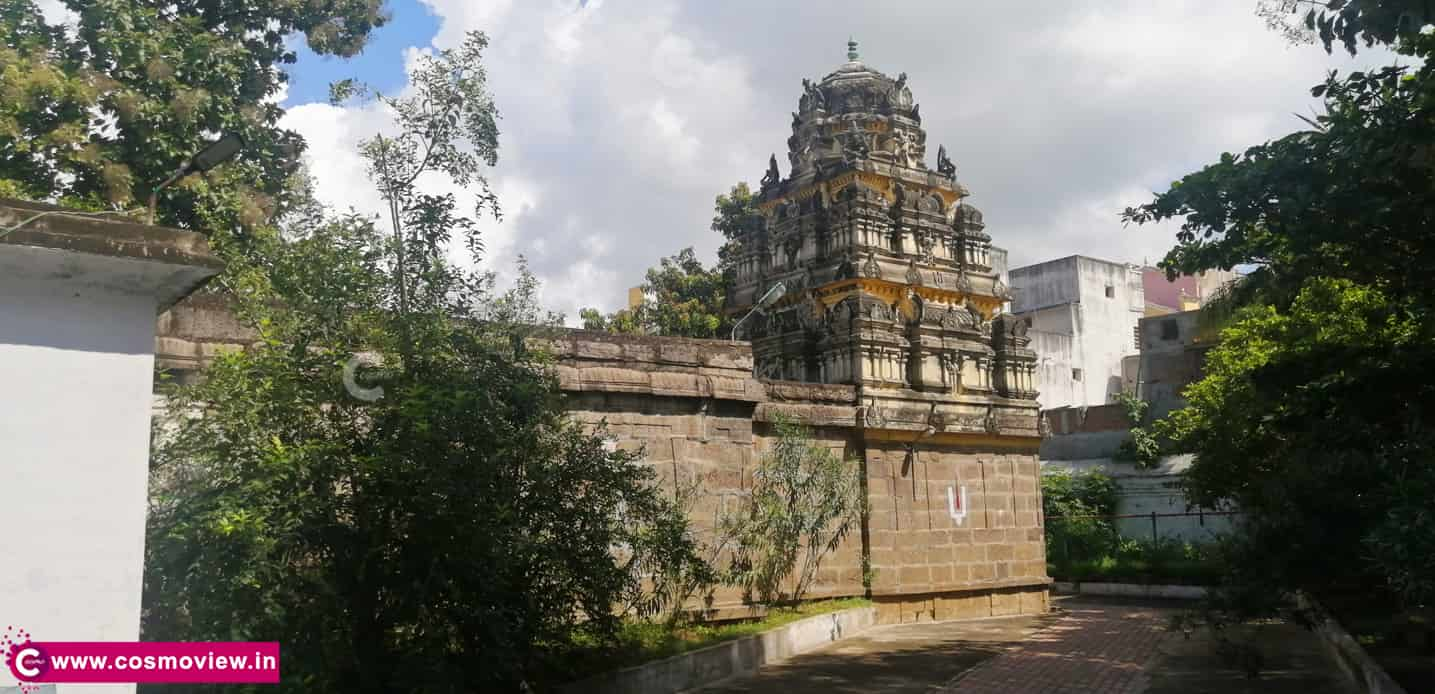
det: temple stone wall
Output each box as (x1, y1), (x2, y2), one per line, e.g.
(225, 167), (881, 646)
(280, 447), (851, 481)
(551, 329), (1049, 621)
(149, 309), (1049, 622)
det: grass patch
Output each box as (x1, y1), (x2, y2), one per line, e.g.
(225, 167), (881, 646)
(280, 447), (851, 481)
(559, 597), (872, 684)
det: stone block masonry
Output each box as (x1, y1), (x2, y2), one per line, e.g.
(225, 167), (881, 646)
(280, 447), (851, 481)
(552, 329), (1049, 620)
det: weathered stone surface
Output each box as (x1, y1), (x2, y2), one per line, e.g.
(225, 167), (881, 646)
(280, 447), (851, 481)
(552, 324), (1049, 612)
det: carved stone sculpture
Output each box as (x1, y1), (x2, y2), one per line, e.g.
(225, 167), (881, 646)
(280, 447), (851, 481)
(841, 119), (869, 164)
(761, 153), (781, 191)
(905, 258), (923, 286)
(861, 250), (881, 279)
(937, 144), (956, 177)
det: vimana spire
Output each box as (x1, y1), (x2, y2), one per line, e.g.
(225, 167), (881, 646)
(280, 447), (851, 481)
(730, 43), (1039, 415)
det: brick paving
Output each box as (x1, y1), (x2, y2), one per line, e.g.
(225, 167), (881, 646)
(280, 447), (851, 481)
(943, 601), (1172, 694)
(697, 597), (1346, 694)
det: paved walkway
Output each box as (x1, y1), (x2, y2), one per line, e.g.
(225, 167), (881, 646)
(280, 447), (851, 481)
(699, 597), (1348, 694)
(943, 600), (1169, 693)
(696, 610), (1057, 694)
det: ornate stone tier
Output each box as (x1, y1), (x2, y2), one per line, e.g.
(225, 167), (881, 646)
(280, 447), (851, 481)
(729, 41), (1033, 410)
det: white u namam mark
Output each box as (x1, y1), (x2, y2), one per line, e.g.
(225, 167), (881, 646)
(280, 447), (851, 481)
(947, 485), (968, 525)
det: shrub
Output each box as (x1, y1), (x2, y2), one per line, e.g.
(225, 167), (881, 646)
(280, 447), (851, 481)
(722, 414), (864, 607)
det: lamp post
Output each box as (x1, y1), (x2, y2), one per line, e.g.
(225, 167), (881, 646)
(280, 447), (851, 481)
(148, 133), (246, 224)
(731, 281), (787, 341)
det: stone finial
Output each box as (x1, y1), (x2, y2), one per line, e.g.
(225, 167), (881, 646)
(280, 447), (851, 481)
(847, 37), (859, 61)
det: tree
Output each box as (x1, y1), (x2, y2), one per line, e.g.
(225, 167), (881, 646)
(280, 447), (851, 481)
(722, 415), (863, 606)
(711, 181), (761, 270)
(0, 0), (384, 228)
(581, 248), (731, 338)
(143, 33), (710, 693)
(1123, 26), (1435, 606)
(1257, 0), (1434, 54)
(328, 32), (500, 357)
(1041, 469), (1120, 567)
(580, 182), (759, 338)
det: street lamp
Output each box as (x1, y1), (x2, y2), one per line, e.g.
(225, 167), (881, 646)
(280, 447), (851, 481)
(148, 133), (246, 224)
(731, 281), (787, 341)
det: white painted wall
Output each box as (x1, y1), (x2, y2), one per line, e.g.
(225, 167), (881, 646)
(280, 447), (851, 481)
(1041, 457), (1235, 542)
(1028, 328), (1079, 410)
(0, 254), (167, 694)
(1010, 256), (1143, 409)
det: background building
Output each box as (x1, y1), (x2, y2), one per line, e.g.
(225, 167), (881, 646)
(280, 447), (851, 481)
(1142, 266), (1238, 316)
(1008, 255), (1144, 410)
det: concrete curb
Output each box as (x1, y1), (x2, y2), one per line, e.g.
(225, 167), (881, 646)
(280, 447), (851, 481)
(1296, 593), (1408, 694)
(1052, 580), (1207, 600)
(560, 606), (877, 694)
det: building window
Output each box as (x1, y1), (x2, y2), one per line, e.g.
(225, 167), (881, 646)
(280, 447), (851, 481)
(1105, 285), (1115, 298)
(1072, 368), (1083, 381)
(1133, 325), (1141, 350)
(1161, 319), (1180, 340)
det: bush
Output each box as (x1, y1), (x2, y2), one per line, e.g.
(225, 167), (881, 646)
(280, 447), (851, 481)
(722, 415), (864, 607)
(1052, 537), (1224, 585)
(1042, 469), (1119, 565)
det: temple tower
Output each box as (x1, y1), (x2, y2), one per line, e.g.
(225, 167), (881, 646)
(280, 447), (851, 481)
(731, 41), (1040, 436)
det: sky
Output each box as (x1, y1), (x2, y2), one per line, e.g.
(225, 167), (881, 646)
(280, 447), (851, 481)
(40, 0), (1400, 322)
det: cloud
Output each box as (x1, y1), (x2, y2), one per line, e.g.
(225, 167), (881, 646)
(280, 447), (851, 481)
(33, 0), (78, 27)
(279, 0), (1397, 322)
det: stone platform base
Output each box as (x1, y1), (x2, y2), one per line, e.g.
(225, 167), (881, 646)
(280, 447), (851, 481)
(873, 583), (1050, 624)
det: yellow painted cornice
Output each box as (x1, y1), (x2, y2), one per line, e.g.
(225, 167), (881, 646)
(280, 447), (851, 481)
(803, 278), (1002, 317)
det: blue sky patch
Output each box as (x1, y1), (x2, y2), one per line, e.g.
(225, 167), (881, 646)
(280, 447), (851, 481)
(281, 0), (439, 107)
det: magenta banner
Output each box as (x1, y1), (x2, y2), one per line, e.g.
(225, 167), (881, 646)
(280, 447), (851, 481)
(5, 641), (280, 684)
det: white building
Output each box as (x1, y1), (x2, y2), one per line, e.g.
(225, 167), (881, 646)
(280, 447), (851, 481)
(1009, 255), (1143, 410)
(0, 199), (220, 694)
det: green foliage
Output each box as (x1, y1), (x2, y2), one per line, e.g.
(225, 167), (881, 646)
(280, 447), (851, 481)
(1041, 470), (1120, 566)
(582, 182), (758, 338)
(143, 31), (712, 693)
(1052, 537), (1225, 586)
(0, 0), (384, 228)
(1112, 392), (1164, 468)
(582, 247), (731, 338)
(1041, 469), (1119, 518)
(711, 181), (761, 269)
(580, 306), (640, 333)
(1123, 30), (1435, 608)
(1257, 0), (1434, 54)
(722, 415), (864, 607)
(641, 248), (732, 338)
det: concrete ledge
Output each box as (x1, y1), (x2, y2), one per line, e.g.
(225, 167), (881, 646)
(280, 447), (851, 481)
(1052, 581), (1208, 600)
(1297, 593), (1408, 694)
(560, 606), (876, 694)
(0, 198), (222, 308)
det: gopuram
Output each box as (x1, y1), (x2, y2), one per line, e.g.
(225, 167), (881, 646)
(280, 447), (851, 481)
(560, 41), (1050, 620)
(730, 39), (1039, 412)
(152, 41), (1050, 623)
